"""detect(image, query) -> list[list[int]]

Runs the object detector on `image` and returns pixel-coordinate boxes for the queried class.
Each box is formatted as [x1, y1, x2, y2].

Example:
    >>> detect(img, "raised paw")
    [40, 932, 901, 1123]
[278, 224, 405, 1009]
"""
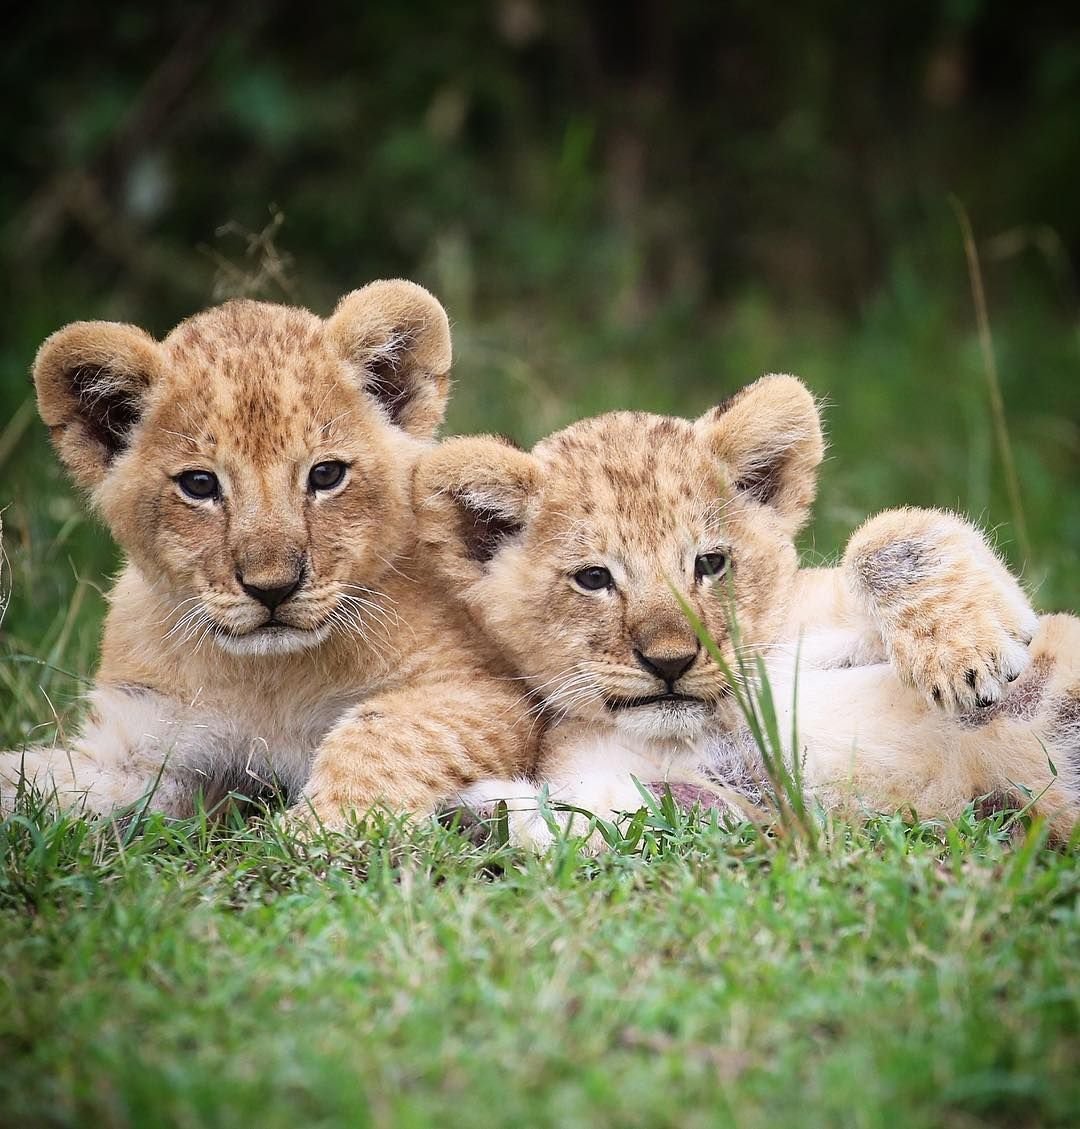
[888, 599, 1038, 713]
[846, 508, 1041, 714]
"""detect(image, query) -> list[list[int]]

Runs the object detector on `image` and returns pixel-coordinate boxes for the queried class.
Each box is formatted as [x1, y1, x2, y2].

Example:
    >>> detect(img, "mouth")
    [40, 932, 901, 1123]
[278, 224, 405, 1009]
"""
[605, 692, 704, 711]
[210, 619, 332, 657]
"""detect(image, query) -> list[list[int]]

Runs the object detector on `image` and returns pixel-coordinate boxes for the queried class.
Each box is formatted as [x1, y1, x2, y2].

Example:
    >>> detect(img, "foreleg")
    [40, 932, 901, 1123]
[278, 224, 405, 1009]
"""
[294, 678, 535, 830]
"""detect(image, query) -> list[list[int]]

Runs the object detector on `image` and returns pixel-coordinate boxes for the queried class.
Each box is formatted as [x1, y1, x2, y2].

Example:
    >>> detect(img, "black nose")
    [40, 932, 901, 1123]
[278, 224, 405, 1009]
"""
[634, 648, 698, 684]
[239, 573, 302, 612]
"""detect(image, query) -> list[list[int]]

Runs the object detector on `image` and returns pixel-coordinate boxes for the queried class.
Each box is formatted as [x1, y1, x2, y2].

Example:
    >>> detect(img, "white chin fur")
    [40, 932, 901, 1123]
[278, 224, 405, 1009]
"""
[211, 623, 332, 657]
[610, 702, 709, 742]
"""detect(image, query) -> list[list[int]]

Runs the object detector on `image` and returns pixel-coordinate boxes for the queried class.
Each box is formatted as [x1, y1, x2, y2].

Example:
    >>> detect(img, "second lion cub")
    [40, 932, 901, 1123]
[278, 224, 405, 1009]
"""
[415, 375, 1080, 845]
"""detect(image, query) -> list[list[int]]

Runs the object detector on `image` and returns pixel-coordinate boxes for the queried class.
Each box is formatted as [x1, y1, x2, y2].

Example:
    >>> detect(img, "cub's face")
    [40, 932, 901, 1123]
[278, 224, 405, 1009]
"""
[416, 376, 823, 743]
[35, 281, 451, 657]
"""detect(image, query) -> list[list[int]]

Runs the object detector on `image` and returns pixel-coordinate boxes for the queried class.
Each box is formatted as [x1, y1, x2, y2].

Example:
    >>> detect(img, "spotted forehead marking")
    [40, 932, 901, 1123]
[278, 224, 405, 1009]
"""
[159, 300, 353, 465]
[534, 412, 733, 556]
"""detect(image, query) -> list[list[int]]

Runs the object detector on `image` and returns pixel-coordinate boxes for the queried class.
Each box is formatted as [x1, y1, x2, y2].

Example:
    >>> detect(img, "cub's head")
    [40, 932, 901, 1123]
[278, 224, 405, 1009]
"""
[415, 376, 823, 741]
[35, 280, 451, 656]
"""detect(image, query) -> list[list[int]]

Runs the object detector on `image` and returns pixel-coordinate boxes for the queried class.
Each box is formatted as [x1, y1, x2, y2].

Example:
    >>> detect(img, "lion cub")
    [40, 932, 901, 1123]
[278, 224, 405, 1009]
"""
[414, 375, 1079, 845]
[2, 281, 534, 826]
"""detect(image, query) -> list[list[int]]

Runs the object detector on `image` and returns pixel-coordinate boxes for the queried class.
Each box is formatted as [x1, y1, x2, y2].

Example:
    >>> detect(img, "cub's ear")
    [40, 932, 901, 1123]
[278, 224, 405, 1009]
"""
[329, 279, 452, 439]
[33, 321, 164, 491]
[413, 436, 541, 587]
[695, 374, 824, 533]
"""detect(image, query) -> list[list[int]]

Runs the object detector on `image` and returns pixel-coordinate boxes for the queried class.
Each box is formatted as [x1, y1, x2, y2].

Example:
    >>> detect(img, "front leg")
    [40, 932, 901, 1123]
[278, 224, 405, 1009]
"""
[294, 678, 533, 831]
[842, 507, 1038, 711]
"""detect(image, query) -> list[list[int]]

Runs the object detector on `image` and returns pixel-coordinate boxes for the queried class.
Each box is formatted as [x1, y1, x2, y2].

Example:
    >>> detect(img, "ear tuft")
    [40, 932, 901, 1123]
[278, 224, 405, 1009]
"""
[696, 374, 824, 532]
[413, 436, 541, 587]
[33, 321, 163, 490]
[329, 280, 452, 439]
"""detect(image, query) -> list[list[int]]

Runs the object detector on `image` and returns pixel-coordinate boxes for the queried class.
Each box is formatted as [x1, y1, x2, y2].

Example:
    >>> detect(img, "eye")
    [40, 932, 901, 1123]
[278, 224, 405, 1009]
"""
[695, 551, 729, 581]
[176, 470, 220, 501]
[572, 566, 614, 592]
[308, 461, 348, 492]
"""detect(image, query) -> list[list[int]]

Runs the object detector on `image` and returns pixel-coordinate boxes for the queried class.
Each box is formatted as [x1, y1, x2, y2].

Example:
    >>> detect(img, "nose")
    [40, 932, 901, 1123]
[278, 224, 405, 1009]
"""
[634, 647, 699, 684]
[238, 570, 303, 612]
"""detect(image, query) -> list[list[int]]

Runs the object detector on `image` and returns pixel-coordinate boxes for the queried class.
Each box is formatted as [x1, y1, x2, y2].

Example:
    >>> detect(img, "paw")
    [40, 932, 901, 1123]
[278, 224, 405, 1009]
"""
[847, 508, 1040, 713]
[467, 793, 572, 853]
[455, 780, 560, 852]
[503, 804, 614, 857]
[279, 797, 347, 836]
[458, 776, 648, 854]
[285, 776, 381, 835]
[888, 599, 1038, 713]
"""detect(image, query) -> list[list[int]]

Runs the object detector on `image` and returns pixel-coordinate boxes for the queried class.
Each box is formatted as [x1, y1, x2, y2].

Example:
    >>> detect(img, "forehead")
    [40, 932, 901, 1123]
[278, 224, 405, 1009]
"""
[152, 301, 358, 462]
[532, 413, 731, 554]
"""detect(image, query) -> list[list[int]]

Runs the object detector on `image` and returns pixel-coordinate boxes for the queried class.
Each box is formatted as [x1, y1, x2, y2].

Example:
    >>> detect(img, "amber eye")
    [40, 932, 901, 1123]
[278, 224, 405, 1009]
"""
[176, 470, 220, 501]
[308, 461, 347, 492]
[695, 551, 729, 581]
[573, 566, 614, 592]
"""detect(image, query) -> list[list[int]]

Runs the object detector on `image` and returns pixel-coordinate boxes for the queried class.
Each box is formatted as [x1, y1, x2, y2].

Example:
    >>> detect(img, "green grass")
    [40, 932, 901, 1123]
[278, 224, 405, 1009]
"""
[1, 271, 1078, 1126]
[0, 802, 1077, 1128]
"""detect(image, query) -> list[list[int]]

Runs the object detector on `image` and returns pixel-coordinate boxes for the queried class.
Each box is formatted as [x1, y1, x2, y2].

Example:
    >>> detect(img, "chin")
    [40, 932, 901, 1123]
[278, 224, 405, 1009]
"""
[610, 701, 710, 743]
[211, 623, 332, 657]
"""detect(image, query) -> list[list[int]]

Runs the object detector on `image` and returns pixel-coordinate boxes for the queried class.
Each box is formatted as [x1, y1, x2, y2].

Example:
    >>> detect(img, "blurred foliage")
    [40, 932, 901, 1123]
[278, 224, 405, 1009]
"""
[3, 1, 1079, 323]
[1, 0, 1079, 682]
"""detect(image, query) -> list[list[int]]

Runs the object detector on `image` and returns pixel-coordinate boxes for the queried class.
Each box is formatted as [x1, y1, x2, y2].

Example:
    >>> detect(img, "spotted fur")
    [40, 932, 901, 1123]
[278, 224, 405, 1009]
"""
[2, 281, 535, 826]
[416, 376, 1078, 848]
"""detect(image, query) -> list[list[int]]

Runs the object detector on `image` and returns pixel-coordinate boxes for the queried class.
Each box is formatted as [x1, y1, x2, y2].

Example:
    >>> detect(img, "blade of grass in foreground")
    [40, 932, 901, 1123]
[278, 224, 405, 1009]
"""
[672, 581, 819, 850]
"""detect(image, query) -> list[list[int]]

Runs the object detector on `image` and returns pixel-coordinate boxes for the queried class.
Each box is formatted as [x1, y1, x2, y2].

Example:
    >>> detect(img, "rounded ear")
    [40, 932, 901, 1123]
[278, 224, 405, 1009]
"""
[33, 321, 164, 490]
[694, 374, 824, 534]
[413, 435, 542, 588]
[328, 279, 452, 439]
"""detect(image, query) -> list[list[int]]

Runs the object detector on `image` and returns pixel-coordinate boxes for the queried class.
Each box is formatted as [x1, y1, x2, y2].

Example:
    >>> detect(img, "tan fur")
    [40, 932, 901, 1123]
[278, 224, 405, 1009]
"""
[2, 281, 534, 825]
[415, 375, 1077, 847]
[790, 507, 1037, 711]
[416, 376, 824, 743]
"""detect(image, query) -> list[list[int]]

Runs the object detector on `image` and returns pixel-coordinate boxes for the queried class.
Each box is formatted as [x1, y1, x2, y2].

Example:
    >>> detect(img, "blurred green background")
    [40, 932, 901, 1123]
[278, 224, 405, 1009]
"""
[2, 2, 1078, 734]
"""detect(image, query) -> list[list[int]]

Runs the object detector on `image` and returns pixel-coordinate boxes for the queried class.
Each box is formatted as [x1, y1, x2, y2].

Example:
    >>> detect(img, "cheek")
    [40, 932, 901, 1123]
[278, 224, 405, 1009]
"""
[720, 534, 797, 638]
[483, 569, 583, 675]
[307, 458, 411, 574]
[583, 608, 623, 656]
[546, 584, 621, 664]
[156, 495, 230, 583]
[103, 473, 229, 586]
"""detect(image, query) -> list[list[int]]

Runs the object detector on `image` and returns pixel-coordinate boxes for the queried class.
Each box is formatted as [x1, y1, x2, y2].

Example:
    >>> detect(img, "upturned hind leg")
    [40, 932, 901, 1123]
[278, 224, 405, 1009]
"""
[958, 613, 1080, 841]
[770, 619, 1078, 838]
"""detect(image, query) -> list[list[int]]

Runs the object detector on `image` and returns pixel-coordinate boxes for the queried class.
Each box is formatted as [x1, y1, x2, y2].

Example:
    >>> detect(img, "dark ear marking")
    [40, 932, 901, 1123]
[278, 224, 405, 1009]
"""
[460, 506, 523, 563]
[330, 281, 452, 439]
[695, 374, 824, 532]
[69, 365, 146, 462]
[412, 434, 540, 585]
[734, 460, 784, 506]
[364, 327, 418, 428]
[711, 392, 737, 418]
[33, 321, 163, 489]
